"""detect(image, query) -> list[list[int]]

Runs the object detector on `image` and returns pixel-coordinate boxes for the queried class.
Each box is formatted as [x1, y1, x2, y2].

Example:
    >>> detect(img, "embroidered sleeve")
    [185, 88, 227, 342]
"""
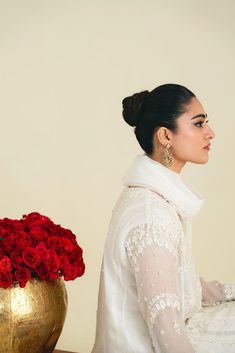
[200, 277, 235, 307]
[125, 223, 195, 353]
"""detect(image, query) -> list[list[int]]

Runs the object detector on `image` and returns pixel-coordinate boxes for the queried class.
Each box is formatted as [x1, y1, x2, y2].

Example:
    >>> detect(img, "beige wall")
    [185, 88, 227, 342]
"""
[0, 1, 234, 352]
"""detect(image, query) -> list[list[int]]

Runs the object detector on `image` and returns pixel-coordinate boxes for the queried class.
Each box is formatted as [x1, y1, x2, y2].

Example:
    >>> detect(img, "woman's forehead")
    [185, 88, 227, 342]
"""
[182, 98, 206, 120]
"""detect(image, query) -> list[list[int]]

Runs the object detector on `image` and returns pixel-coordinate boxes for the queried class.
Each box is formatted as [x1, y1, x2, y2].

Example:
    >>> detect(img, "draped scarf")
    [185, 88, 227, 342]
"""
[122, 154, 204, 222]
[122, 153, 204, 319]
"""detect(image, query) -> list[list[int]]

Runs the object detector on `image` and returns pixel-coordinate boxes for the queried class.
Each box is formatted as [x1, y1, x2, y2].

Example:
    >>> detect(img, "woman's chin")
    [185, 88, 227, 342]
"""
[190, 155, 209, 164]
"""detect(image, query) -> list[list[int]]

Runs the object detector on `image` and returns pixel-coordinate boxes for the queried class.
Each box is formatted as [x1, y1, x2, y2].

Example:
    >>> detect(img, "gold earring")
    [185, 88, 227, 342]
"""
[163, 143, 172, 167]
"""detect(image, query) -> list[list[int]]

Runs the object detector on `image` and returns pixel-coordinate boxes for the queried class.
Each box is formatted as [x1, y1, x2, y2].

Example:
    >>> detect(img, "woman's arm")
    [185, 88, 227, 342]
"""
[199, 277, 235, 306]
[125, 222, 195, 353]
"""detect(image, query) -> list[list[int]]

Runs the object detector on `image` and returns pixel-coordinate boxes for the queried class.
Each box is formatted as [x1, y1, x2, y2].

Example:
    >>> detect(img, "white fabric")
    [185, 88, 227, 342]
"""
[122, 154, 204, 221]
[92, 154, 235, 353]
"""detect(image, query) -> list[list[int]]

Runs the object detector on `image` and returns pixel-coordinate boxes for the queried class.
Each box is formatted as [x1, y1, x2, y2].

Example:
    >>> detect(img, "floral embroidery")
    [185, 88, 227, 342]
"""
[125, 222, 181, 271]
[224, 284, 235, 301]
[147, 293, 181, 328]
[121, 187, 235, 351]
[173, 321, 181, 334]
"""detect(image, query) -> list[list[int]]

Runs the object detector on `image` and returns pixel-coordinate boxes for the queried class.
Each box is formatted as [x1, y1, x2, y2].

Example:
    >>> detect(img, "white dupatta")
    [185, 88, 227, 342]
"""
[122, 154, 204, 319]
[122, 154, 204, 222]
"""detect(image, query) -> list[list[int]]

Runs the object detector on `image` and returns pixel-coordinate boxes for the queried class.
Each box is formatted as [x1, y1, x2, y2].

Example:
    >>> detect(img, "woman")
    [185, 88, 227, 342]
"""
[92, 84, 235, 353]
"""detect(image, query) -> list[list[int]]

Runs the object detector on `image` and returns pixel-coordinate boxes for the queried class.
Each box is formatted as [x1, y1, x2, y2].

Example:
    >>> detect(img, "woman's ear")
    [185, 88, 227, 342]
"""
[155, 127, 171, 146]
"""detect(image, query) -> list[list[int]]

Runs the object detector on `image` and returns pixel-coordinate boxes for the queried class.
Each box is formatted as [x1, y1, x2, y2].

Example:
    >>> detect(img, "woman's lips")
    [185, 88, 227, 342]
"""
[203, 144, 211, 151]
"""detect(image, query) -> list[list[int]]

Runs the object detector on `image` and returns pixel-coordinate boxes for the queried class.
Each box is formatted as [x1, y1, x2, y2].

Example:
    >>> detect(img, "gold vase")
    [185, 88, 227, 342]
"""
[0, 277, 67, 353]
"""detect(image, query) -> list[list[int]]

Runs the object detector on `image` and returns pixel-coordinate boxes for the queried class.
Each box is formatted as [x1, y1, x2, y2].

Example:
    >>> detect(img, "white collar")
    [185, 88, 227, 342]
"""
[122, 154, 204, 221]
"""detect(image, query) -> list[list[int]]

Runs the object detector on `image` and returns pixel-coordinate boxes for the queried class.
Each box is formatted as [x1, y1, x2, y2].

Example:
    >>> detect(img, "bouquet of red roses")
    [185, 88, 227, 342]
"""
[0, 212, 85, 289]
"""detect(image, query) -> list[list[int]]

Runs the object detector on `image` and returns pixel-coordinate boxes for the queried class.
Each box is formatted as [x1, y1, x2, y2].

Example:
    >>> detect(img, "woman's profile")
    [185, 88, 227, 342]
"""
[92, 84, 235, 352]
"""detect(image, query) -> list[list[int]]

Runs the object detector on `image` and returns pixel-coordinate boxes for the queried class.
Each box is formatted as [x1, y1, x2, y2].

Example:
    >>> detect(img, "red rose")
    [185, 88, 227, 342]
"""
[0, 256, 12, 272]
[15, 231, 33, 250]
[14, 267, 31, 288]
[69, 244, 83, 263]
[48, 223, 58, 235]
[23, 212, 51, 227]
[0, 218, 22, 233]
[0, 213, 85, 285]
[57, 227, 77, 244]
[29, 227, 49, 245]
[22, 247, 40, 269]
[63, 260, 85, 281]
[61, 238, 73, 253]
[48, 250, 60, 273]
[49, 271, 60, 280]
[10, 251, 23, 268]
[74, 260, 85, 277]
[0, 226, 8, 237]
[52, 224, 64, 237]
[0, 271, 13, 288]
[0, 248, 5, 260]
[47, 236, 62, 254]
[59, 255, 70, 270]
[63, 264, 78, 281]
[1, 233, 15, 253]
[35, 244, 50, 261]
[23, 212, 42, 223]
[35, 261, 49, 280]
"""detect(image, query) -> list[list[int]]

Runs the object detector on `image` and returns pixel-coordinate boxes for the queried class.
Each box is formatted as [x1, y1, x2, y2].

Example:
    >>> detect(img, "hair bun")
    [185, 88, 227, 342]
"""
[122, 90, 149, 127]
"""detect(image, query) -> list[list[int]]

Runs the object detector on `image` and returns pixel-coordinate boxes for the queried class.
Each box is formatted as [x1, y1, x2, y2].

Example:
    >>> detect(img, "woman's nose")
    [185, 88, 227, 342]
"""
[206, 125, 215, 139]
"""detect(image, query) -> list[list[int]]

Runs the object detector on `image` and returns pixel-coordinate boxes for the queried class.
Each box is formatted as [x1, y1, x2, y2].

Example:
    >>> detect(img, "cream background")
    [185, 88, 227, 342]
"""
[0, 1, 234, 352]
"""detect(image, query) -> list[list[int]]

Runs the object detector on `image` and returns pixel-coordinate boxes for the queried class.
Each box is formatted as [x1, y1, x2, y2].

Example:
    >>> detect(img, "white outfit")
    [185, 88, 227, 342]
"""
[92, 154, 235, 353]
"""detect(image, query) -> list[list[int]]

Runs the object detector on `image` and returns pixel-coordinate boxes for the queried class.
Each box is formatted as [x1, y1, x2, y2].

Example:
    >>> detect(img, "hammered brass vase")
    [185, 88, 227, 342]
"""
[0, 277, 67, 353]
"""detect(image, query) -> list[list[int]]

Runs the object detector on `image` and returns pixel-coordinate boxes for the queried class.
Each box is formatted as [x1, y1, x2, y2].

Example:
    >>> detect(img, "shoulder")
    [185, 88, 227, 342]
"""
[117, 186, 181, 225]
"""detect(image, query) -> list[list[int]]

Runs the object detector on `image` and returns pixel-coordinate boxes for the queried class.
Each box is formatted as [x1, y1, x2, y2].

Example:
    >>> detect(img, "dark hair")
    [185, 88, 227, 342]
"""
[122, 83, 195, 154]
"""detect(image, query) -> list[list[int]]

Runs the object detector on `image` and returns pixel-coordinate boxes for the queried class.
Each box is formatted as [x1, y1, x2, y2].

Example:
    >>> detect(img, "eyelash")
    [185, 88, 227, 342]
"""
[195, 119, 209, 127]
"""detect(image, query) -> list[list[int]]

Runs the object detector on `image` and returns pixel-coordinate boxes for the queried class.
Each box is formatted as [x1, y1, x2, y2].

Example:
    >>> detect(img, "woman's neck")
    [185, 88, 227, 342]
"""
[147, 152, 186, 174]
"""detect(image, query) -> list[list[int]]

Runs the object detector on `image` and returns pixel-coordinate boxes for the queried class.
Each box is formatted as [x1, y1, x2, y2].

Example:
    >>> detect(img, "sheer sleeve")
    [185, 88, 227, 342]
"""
[125, 222, 195, 353]
[199, 277, 235, 307]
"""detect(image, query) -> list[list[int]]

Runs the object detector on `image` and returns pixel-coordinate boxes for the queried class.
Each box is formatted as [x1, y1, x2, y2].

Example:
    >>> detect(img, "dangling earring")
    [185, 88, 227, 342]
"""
[163, 143, 172, 167]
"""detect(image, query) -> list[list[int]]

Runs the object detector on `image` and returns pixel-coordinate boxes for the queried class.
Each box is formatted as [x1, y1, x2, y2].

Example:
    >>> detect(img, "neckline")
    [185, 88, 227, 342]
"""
[122, 154, 204, 220]
[145, 154, 181, 178]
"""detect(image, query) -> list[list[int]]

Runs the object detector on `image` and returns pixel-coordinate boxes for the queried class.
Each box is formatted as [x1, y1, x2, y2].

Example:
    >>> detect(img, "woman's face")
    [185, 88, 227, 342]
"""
[170, 97, 215, 168]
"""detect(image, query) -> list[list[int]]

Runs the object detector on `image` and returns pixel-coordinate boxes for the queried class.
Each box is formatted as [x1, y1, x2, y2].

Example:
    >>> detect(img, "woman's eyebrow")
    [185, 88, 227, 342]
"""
[191, 113, 207, 120]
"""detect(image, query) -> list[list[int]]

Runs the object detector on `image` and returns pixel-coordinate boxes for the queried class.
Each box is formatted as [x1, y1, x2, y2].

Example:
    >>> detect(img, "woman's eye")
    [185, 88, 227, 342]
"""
[195, 119, 209, 127]
[195, 121, 204, 127]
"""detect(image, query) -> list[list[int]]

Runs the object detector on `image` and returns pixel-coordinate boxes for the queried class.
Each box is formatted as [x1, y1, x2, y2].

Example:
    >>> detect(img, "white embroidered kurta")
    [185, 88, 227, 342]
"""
[92, 155, 235, 353]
